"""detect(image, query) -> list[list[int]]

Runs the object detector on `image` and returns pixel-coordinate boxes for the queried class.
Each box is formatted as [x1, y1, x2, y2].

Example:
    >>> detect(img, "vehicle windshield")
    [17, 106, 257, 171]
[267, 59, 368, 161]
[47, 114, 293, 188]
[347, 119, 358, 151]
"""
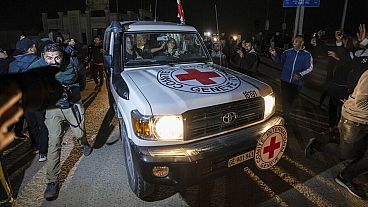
[123, 32, 210, 67]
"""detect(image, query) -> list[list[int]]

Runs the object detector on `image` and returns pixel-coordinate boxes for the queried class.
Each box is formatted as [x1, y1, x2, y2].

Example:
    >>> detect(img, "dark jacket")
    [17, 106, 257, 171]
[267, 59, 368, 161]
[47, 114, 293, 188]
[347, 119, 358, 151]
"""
[29, 58, 77, 86]
[326, 46, 351, 99]
[88, 44, 103, 64]
[239, 48, 259, 72]
[29, 57, 82, 103]
[347, 49, 368, 94]
[8, 54, 39, 74]
[47, 31, 75, 55]
[272, 48, 313, 86]
[0, 57, 13, 74]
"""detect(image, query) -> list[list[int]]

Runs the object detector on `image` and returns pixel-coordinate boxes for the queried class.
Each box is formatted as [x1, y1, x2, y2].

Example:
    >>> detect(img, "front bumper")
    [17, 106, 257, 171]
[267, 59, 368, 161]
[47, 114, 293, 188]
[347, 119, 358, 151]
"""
[130, 115, 284, 186]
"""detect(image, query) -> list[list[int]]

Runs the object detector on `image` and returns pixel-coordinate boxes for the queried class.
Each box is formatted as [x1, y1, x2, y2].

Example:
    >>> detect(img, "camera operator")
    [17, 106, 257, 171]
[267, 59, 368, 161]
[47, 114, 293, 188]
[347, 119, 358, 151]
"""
[28, 43, 92, 201]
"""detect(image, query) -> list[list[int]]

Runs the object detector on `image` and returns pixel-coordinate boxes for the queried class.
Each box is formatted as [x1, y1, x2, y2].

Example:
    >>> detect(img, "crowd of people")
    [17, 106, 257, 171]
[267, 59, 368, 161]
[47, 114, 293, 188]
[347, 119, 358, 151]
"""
[0, 22, 368, 205]
[196, 24, 368, 200]
[0, 32, 105, 206]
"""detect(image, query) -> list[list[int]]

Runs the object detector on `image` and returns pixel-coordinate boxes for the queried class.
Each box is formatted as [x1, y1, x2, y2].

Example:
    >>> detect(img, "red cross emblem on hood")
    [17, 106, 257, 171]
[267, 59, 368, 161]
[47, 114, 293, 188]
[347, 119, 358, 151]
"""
[175, 69, 221, 85]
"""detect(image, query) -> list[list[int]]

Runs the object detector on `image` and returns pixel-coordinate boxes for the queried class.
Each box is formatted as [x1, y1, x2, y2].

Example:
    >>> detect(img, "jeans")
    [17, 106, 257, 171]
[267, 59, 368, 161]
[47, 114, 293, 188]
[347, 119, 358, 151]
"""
[25, 110, 49, 154]
[315, 116, 368, 182]
[338, 117, 368, 182]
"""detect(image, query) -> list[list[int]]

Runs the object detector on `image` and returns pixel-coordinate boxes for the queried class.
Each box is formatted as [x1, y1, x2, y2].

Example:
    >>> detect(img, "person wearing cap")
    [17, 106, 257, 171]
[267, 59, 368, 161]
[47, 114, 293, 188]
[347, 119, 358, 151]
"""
[9, 38, 39, 73]
[8, 38, 50, 162]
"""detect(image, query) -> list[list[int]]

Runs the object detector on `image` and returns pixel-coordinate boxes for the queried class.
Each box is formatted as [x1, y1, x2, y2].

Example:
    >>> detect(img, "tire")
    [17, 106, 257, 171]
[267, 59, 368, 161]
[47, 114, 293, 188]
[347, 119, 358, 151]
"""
[119, 118, 156, 200]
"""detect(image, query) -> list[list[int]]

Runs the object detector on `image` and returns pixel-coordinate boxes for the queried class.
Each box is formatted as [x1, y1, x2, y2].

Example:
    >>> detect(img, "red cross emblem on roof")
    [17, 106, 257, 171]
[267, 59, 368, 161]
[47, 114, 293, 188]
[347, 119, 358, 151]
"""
[263, 136, 281, 159]
[175, 69, 221, 85]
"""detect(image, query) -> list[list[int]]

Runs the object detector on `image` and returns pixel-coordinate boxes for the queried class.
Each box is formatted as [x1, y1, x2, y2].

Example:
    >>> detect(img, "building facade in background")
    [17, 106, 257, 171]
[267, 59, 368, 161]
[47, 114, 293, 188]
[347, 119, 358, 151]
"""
[42, 9, 152, 45]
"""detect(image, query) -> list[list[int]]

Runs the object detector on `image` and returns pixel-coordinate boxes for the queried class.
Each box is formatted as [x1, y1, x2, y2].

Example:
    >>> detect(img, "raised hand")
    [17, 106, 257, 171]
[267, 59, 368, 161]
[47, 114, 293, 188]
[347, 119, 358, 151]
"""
[357, 24, 366, 42]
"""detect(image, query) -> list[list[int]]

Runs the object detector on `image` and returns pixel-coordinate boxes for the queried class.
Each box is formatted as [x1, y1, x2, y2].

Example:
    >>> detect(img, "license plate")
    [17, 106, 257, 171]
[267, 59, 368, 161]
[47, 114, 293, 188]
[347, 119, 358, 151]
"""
[228, 150, 254, 167]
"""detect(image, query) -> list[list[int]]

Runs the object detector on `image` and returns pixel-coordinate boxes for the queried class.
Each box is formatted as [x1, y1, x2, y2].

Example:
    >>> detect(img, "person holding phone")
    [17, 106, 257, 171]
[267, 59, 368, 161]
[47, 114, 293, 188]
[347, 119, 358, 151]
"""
[269, 35, 313, 124]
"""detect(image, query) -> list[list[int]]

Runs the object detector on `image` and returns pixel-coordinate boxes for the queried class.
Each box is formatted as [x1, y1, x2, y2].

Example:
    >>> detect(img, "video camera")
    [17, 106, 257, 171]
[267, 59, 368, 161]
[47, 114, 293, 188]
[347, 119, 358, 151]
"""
[0, 66, 64, 111]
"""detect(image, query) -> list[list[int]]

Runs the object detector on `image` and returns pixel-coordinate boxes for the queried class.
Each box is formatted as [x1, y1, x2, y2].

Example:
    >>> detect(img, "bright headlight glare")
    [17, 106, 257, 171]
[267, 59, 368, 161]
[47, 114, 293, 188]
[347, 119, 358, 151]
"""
[153, 116, 183, 141]
[263, 94, 275, 119]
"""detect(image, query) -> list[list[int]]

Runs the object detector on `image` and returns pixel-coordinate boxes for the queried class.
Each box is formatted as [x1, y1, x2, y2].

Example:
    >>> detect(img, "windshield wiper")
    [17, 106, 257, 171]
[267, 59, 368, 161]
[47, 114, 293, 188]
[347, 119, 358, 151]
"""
[126, 59, 157, 64]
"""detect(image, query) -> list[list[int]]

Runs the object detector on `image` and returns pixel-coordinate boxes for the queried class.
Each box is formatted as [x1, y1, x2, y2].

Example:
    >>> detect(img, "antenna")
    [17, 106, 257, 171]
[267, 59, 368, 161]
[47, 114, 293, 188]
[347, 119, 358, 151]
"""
[154, 0, 158, 22]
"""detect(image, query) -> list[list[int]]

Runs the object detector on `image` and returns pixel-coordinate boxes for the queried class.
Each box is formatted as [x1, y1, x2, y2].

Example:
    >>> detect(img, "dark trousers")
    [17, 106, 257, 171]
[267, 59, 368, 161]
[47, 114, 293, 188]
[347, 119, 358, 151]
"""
[280, 81, 300, 120]
[328, 97, 343, 128]
[25, 111, 49, 154]
[315, 116, 368, 182]
[92, 64, 104, 86]
[0, 153, 13, 202]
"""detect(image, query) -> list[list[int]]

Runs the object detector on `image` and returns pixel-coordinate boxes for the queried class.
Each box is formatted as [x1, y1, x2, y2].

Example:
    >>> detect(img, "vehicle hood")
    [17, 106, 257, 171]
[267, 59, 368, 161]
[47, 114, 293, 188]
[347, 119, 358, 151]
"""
[125, 64, 272, 115]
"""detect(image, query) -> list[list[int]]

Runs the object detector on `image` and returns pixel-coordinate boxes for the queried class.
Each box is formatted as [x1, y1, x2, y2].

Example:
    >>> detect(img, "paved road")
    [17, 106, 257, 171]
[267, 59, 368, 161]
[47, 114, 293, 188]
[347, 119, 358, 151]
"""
[9, 63, 368, 207]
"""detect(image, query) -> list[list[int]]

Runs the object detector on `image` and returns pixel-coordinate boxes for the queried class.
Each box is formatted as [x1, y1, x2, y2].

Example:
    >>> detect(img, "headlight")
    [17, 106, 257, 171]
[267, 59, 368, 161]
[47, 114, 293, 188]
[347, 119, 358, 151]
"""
[131, 110, 183, 141]
[263, 93, 275, 119]
[153, 116, 183, 141]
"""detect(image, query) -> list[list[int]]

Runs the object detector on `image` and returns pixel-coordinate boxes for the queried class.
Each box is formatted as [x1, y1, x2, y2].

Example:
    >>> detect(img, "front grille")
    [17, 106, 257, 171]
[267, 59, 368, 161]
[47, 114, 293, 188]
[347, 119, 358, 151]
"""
[183, 97, 264, 141]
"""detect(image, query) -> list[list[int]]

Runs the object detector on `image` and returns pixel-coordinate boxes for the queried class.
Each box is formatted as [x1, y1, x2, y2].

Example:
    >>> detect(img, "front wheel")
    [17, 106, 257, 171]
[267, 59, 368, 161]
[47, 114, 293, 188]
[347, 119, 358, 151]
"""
[119, 118, 156, 200]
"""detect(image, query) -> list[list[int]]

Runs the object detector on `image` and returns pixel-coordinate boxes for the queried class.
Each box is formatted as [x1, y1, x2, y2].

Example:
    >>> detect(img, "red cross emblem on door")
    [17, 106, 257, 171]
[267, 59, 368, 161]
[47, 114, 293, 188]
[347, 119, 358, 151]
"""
[263, 136, 281, 159]
[175, 69, 221, 85]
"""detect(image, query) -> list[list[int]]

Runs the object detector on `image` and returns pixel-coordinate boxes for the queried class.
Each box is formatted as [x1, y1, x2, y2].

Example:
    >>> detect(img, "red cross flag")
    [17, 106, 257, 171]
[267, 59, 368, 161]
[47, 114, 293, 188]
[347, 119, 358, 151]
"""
[177, 0, 185, 24]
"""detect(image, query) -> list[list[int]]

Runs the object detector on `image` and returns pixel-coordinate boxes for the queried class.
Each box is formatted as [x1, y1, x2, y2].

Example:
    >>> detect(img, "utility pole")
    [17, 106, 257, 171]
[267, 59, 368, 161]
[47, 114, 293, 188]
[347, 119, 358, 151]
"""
[265, 0, 270, 32]
[293, 5, 300, 37]
[116, 0, 119, 13]
[293, 0, 305, 37]
[340, 0, 349, 31]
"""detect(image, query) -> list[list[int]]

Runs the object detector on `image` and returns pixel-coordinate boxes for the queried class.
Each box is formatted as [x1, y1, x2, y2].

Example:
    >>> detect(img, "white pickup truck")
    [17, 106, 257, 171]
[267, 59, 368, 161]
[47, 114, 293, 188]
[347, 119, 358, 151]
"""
[103, 21, 286, 200]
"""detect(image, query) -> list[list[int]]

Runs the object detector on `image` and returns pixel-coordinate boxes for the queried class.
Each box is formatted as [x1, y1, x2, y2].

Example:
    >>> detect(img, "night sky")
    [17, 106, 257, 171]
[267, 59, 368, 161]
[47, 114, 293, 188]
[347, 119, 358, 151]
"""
[0, 0, 367, 37]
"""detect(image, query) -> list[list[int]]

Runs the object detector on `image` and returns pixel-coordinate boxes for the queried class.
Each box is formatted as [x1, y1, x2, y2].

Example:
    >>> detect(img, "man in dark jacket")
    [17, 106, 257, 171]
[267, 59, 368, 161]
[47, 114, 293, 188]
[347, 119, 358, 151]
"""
[270, 35, 313, 122]
[87, 36, 104, 87]
[29, 43, 91, 201]
[9, 38, 39, 73]
[324, 34, 352, 135]
[236, 39, 259, 76]
[8, 38, 50, 162]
